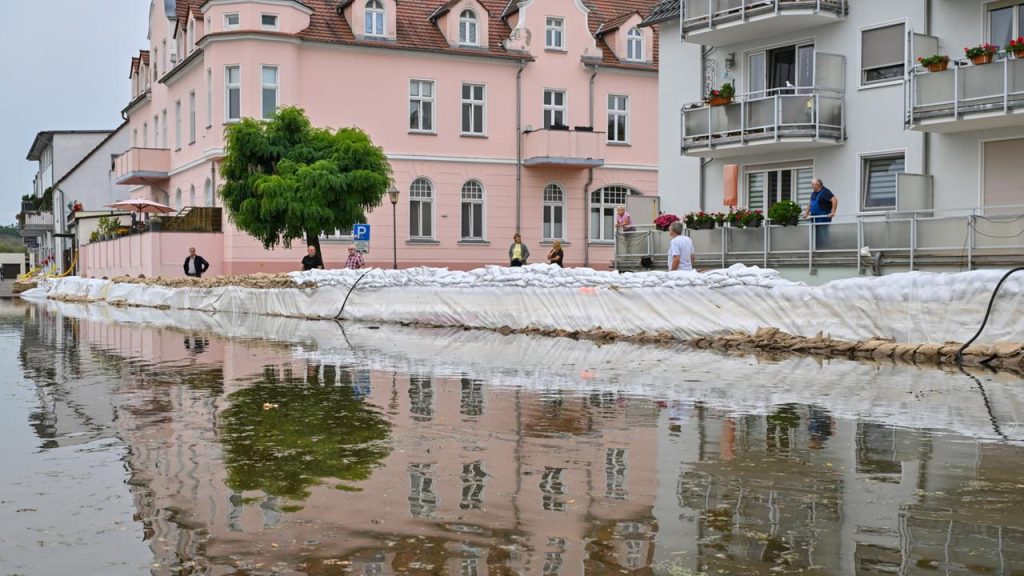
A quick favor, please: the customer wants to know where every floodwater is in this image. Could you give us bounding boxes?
[2,299,1024,576]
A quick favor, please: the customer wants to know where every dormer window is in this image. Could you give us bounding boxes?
[365,0,385,37]
[187,18,195,53]
[224,13,240,30]
[261,14,279,30]
[626,27,643,62]
[459,10,478,45]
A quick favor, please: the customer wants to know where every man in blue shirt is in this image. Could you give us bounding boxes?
[803,178,837,249]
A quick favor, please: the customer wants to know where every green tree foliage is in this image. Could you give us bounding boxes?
[219,106,393,256]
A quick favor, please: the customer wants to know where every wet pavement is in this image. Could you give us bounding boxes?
[2,298,1024,575]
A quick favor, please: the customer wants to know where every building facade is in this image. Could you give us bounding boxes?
[102,0,661,275]
[646,0,1024,281]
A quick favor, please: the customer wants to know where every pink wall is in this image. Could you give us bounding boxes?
[81,232,223,279]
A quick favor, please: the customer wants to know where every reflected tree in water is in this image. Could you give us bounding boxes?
[219,365,392,500]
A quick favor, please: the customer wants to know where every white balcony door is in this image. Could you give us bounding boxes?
[746,166,813,212]
[747,42,814,96]
[983,138,1024,214]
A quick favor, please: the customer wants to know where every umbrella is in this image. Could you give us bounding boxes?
[105,198,176,214]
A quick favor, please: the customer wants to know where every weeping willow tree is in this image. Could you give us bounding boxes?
[219,106,392,257]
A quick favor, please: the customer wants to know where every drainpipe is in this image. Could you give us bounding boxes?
[922,0,932,178]
[583,167,594,267]
[516,58,526,233]
[588,63,599,126]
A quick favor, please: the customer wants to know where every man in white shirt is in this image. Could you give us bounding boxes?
[667,221,695,271]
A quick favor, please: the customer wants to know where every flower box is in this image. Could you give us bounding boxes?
[927,61,948,72]
[707,96,732,107]
[971,54,993,65]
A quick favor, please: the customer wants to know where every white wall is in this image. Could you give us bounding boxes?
[656,20,703,216]
[57,126,132,213]
[52,133,111,184]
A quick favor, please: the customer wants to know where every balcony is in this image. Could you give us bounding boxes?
[907,52,1024,133]
[681,88,844,158]
[19,211,54,234]
[113,147,170,185]
[681,0,846,46]
[522,128,604,168]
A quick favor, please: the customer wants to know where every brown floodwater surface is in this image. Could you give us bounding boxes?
[2,298,1024,575]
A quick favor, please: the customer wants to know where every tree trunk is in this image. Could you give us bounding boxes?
[306,230,322,259]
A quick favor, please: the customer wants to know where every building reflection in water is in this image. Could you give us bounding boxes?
[14,303,1024,575]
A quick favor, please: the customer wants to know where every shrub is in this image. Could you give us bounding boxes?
[767,200,802,226]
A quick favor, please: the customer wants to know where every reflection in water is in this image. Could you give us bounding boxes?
[5,299,1024,575]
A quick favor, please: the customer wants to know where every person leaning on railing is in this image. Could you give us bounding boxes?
[803,177,837,248]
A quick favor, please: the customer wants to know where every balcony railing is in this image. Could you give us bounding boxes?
[615,207,1024,273]
[20,211,54,232]
[113,147,170,185]
[681,0,846,45]
[681,87,844,157]
[907,54,1024,133]
[522,128,604,168]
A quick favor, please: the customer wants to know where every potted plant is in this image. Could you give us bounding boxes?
[767,200,802,226]
[705,82,735,107]
[917,54,949,72]
[712,212,729,227]
[683,211,715,230]
[654,213,680,231]
[89,230,100,243]
[964,43,998,65]
[741,208,764,228]
[1008,36,1024,58]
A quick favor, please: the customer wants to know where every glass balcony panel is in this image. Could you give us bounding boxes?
[816,222,858,250]
[917,218,968,252]
[688,229,721,253]
[685,109,710,138]
[1010,58,1024,94]
[960,64,1004,102]
[686,0,710,20]
[745,97,775,130]
[768,225,809,252]
[710,104,742,133]
[915,71,954,108]
[863,219,910,251]
[726,227,765,254]
[818,96,843,128]
[779,95,813,125]
[814,52,846,91]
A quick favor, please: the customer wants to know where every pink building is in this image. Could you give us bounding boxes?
[85,0,660,276]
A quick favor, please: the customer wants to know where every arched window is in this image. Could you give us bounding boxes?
[459,10,478,45]
[626,27,644,62]
[590,185,639,241]
[460,180,484,240]
[409,177,433,238]
[189,185,196,207]
[365,0,385,37]
[543,183,565,240]
[174,188,183,211]
[204,178,214,206]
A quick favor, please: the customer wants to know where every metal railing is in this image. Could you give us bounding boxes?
[616,207,1024,273]
[682,0,847,32]
[681,87,845,152]
[908,55,1024,126]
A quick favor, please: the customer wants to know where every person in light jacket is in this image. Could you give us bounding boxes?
[183,247,210,278]
[508,233,530,267]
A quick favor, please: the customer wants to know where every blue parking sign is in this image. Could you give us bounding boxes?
[353,224,371,241]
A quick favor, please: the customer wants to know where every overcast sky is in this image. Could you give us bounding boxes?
[0,0,149,226]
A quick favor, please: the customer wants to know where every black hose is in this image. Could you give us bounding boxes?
[956,266,1024,364]
[335,270,371,320]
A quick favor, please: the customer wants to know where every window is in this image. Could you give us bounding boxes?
[154,47,159,77]
[409,80,434,132]
[984,138,1024,212]
[543,183,565,240]
[189,185,196,207]
[188,91,196,143]
[161,39,166,71]
[607,95,628,143]
[988,2,1024,48]
[408,463,437,518]
[459,9,478,45]
[175,188,182,211]
[460,461,486,510]
[132,129,138,147]
[461,83,485,135]
[204,178,214,206]
[543,89,566,128]
[261,65,279,120]
[153,114,160,149]
[206,68,212,126]
[747,42,814,96]
[188,18,195,52]
[861,23,905,86]
[174,100,182,149]
[862,154,905,210]
[224,13,239,29]
[540,467,567,511]
[161,110,168,148]
[409,177,433,238]
[261,13,279,30]
[590,186,637,241]
[626,27,643,61]
[365,0,385,37]
[546,17,564,49]
[605,448,628,500]
[225,65,241,121]
[461,180,484,240]
[746,166,812,211]
[143,122,148,147]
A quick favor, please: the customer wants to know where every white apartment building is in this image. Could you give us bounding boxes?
[640,0,1024,281]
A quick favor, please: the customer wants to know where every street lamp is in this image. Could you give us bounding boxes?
[387,185,400,270]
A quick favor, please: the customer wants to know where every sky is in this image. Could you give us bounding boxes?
[0,0,150,226]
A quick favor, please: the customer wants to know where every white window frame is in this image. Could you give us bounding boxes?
[261,65,279,120]
[224,13,240,30]
[142,122,148,147]
[175,188,182,211]
[607,94,629,144]
[543,182,566,241]
[206,68,213,127]
[188,91,196,144]
[225,65,241,122]
[859,20,906,88]
[546,16,565,50]
[626,27,644,62]
[187,17,195,53]
[986,1,1024,48]
[260,13,279,30]
[743,163,813,212]
[461,83,486,135]
[204,178,214,207]
[590,185,638,242]
[409,177,434,239]
[459,9,478,45]
[153,114,160,149]
[409,79,435,133]
[543,89,567,129]
[460,180,485,240]
[189,185,196,207]
[365,0,386,37]
[174,99,182,149]
[860,151,906,211]
[154,47,160,77]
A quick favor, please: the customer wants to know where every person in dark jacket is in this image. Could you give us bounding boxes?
[301,245,324,271]
[183,247,210,277]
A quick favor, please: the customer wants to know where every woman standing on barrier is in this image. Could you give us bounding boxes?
[509,233,530,267]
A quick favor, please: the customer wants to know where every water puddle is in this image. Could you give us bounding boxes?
[2,299,1024,575]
